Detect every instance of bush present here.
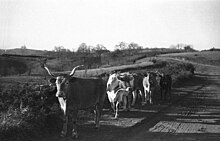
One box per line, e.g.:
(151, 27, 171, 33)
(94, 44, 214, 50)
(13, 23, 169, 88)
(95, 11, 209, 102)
(184, 63, 195, 74)
(0, 57, 27, 76)
(0, 83, 60, 141)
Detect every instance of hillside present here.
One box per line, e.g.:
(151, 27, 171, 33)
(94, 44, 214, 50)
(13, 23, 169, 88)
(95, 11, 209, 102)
(0, 48, 189, 76)
(159, 51, 220, 66)
(0, 48, 46, 56)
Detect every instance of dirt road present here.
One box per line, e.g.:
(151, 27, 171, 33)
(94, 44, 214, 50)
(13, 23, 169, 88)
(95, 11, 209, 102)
(114, 73, 220, 141)
(42, 63, 220, 141)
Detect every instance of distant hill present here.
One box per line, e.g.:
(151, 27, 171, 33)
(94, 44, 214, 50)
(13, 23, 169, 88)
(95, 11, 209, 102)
(0, 48, 47, 56)
(0, 47, 192, 76)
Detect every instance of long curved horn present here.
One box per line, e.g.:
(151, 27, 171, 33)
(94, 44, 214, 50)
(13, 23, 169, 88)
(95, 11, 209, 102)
(155, 70, 163, 77)
(69, 65, 83, 76)
(41, 64, 56, 78)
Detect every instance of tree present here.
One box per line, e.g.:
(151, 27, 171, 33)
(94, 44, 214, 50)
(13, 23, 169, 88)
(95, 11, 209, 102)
(21, 45, 27, 49)
(115, 41, 128, 50)
(128, 42, 143, 50)
(184, 45, 196, 52)
(53, 46, 70, 52)
(77, 43, 91, 53)
(128, 42, 138, 50)
(91, 44, 109, 55)
(20, 45, 27, 55)
(53, 46, 71, 59)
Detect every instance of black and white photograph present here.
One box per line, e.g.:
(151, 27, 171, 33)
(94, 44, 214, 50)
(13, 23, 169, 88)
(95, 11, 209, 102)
(0, 0, 220, 140)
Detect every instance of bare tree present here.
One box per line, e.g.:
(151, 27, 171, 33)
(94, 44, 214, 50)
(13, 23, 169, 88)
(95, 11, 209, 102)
(115, 41, 128, 50)
(77, 43, 91, 53)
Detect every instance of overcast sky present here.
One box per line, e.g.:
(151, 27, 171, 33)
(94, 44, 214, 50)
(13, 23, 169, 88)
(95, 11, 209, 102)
(0, 0, 220, 51)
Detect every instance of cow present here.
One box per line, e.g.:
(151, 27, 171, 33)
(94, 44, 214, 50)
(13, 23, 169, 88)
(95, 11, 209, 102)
(157, 71, 172, 100)
(129, 73, 145, 106)
(106, 72, 133, 113)
(106, 72, 147, 108)
(41, 64, 106, 139)
(142, 72, 158, 104)
(107, 87, 131, 118)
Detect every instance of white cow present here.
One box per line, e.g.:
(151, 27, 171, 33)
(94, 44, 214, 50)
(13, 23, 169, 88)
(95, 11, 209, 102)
(106, 72, 133, 118)
(107, 87, 131, 118)
(142, 72, 158, 104)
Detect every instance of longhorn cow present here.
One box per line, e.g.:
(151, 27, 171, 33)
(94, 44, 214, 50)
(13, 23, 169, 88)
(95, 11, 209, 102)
(42, 64, 106, 138)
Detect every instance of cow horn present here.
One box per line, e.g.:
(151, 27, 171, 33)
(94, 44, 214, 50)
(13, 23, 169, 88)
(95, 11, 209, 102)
(70, 65, 83, 76)
(155, 70, 162, 76)
(42, 65, 56, 78)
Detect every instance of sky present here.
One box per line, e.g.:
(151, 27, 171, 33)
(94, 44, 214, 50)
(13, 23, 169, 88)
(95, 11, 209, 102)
(0, 0, 220, 51)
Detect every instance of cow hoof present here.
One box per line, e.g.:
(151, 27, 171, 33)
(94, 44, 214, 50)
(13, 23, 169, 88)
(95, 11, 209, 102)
(72, 132, 78, 139)
(60, 131, 67, 138)
(95, 124, 100, 129)
(141, 102, 146, 106)
(60, 134, 65, 138)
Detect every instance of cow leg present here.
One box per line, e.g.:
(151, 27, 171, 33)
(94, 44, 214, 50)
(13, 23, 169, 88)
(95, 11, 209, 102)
(127, 94, 132, 110)
(118, 91, 126, 111)
(168, 87, 171, 100)
(164, 89, 168, 100)
(94, 104, 101, 128)
(111, 102, 116, 114)
(122, 95, 127, 110)
(131, 91, 136, 106)
(160, 88, 163, 100)
(115, 101, 120, 118)
(60, 116, 68, 137)
(71, 111, 78, 139)
(143, 89, 148, 106)
(143, 85, 150, 105)
(149, 90, 152, 104)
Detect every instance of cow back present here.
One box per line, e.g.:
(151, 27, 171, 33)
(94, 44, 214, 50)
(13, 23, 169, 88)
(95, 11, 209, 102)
(160, 74, 172, 88)
(66, 77, 106, 110)
(132, 73, 144, 91)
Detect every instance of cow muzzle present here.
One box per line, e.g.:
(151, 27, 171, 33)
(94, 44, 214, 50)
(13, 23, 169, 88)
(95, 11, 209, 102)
(106, 84, 111, 92)
(56, 91, 66, 99)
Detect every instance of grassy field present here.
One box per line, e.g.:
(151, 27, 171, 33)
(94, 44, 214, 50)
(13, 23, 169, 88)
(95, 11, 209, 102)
(159, 51, 220, 66)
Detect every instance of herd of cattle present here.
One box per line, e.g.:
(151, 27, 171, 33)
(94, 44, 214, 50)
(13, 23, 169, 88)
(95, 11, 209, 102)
(41, 64, 172, 138)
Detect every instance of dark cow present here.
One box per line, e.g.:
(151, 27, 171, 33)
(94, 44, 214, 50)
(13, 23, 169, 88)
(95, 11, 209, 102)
(42, 65, 106, 138)
(130, 73, 145, 106)
(157, 71, 172, 100)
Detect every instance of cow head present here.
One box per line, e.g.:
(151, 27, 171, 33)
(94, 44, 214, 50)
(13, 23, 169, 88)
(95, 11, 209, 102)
(42, 64, 83, 98)
(144, 72, 158, 86)
(117, 72, 133, 82)
(106, 72, 134, 92)
(155, 70, 164, 77)
(106, 73, 120, 92)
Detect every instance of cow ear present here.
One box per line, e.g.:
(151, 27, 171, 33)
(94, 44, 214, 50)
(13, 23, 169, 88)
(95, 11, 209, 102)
(117, 76, 122, 80)
(49, 78, 56, 84)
